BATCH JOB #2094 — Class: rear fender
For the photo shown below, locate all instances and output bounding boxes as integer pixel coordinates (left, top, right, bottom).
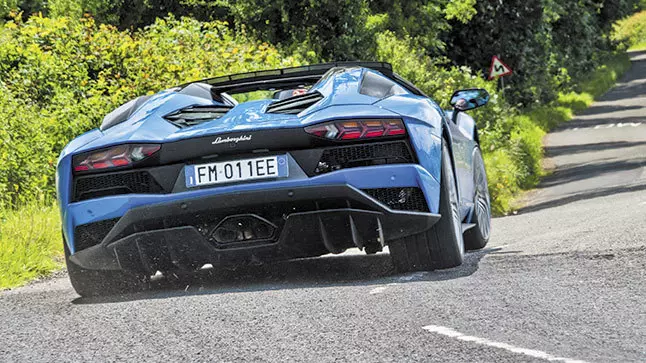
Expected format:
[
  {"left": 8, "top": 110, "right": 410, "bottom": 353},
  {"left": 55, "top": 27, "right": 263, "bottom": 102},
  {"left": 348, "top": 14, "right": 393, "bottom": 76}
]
[
  {"left": 440, "top": 115, "right": 461, "bottom": 203},
  {"left": 446, "top": 110, "right": 478, "bottom": 142}
]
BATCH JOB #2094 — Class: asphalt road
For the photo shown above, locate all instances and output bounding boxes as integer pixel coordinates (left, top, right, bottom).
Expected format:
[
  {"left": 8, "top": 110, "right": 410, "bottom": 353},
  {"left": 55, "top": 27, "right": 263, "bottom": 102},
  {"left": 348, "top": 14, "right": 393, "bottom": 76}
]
[{"left": 2, "top": 52, "right": 645, "bottom": 363}]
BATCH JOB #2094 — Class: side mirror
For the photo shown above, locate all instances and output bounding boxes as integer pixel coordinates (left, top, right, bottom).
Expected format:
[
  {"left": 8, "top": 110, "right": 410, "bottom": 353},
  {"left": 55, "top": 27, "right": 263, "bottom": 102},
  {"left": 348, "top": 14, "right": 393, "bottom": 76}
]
[{"left": 450, "top": 88, "right": 490, "bottom": 112}]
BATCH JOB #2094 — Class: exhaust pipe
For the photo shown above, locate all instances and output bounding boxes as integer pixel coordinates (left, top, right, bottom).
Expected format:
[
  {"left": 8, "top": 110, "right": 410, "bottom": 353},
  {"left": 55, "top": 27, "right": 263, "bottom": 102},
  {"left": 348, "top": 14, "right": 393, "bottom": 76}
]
[{"left": 211, "top": 214, "right": 277, "bottom": 245}]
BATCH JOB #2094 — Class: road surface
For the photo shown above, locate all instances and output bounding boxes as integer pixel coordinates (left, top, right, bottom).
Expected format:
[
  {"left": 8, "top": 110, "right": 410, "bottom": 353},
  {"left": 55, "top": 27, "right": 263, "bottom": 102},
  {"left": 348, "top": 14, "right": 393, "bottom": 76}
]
[{"left": 1, "top": 52, "right": 645, "bottom": 362}]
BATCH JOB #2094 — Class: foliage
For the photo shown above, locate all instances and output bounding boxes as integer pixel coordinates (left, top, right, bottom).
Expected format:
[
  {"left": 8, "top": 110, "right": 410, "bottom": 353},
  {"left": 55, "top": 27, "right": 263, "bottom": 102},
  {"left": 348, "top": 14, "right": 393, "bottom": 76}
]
[
  {"left": 5, "top": 0, "right": 373, "bottom": 60},
  {"left": 581, "top": 53, "right": 632, "bottom": 96},
  {"left": 3, "top": 0, "right": 230, "bottom": 28},
  {"left": 374, "top": 32, "right": 515, "bottom": 214},
  {"left": 3, "top": 1, "right": 638, "bottom": 104},
  {"left": 0, "top": 3, "right": 638, "bottom": 285},
  {"left": 444, "top": 0, "right": 477, "bottom": 22},
  {"left": 0, "top": 86, "right": 54, "bottom": 207},
  {"left": 0, "top": 15, "right": 300, "bottom": 208},
  {"left": 482, "top": 148, "right": 519, "bottom": 215},
  {"left": 0, "top": 3, "right": 637, "bottom": 213},
  {"left": 3, "top": 0, "right": 46, "bottom": 19},
  {"left": 613, "top": 10, "right": 646, "bottom": 50},
  {"left": 48, "top": 0, "right": 83, "bottom": 18},
  {"left": 375, "top": 31, "right": 498, "bottom": 108},
  {"left": 556, "top": 92, "right": 593, "bottom": 115},
  {"left": 219, "top": 0, "right": 373, "bottom": 60},
  {"left": 4, "top": 0, "right": 481, "bottom": 60},
  {"left": 445, "top": 0, "right": 640, "bottom": 107},
  {"left": 630, "top": 41, "right": 646, "bottom": 50},
  {"left": 1, "top": 0, "right": 20, "bottom": 18},
  {"left": 375, "top": 31, "right": 630, "bottom": 215},
  {"left": 0, "top": 203, "right": 62, "bottom": 289},
  {"left": 368, "top": 0, "right": 476, "bottom": 55}
]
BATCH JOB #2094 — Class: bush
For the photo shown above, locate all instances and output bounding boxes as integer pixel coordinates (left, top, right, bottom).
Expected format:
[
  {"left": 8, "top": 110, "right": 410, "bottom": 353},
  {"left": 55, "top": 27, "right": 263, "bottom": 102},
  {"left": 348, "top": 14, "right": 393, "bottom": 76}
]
[
  {"left": 0, "top": 15, "right": 301, "bottom": 208},
  {"left": 222, "top": 0, "right": 373, "bottom": 60},
  {"left": 613, "top": 10, "right": 646, "bottom": 50},
  {"left": 579, "top": 53, "right": 632, "bottom": 97},
  {"left": 376, "top": 31, "right": 631, "bottom": 215},
  {"left": 482, "top": 149, "right": 519, "bottom": 215},
  {"left": 374, "top": 31, "right": 540, "bottom": 214},
  {"left": 524, "top": 105, "right": 573, "bottom": 131},
  {"left": 0, "top": 11, "right": 635, "bottom": 213},
  {"left": 0, "top": 86, "right": 55, "bottom": 208},
  {"left": 445, "top": 0, "right": 640, "bottom": 107},
  {"left": 556, "top": 93, "right": 593, "bottom": 114}
]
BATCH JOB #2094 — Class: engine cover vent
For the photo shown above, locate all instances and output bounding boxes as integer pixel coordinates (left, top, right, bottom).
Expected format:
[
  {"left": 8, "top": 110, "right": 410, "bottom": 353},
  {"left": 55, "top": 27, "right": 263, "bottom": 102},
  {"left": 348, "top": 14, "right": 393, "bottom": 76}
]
[
  {"left": 165, "top": 104, "right": 234, "bottom": 128},
  {"left": 266, "top": 91, "right": 323, "bottom": 115}
]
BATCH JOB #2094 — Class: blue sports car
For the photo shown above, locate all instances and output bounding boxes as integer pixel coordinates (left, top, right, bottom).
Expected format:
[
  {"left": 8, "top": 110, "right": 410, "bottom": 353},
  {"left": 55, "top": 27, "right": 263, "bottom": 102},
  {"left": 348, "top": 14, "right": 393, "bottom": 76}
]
[{"left": 57, "top": 62, "right": 492, "bottom": 296}]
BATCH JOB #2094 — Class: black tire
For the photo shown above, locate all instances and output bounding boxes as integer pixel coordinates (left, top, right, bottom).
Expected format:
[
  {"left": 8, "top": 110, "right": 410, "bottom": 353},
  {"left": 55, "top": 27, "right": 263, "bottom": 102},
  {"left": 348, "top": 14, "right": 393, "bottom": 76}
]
[
  {"left": 64, "top": 240, "right": 146, "bottom": 297},
  {"left": 389, "top": 141, "right": 464, "bottom": 271},
  {"left": 464, "top": 147, "right": 491, "bottom": 250}
]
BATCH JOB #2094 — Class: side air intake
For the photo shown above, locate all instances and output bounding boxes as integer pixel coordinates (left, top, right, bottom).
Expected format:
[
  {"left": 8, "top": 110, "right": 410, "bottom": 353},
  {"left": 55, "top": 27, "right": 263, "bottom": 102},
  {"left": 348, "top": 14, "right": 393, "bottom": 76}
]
[
  {"left": 164, "top": 104, "right": 234, "bottom": 128},
  {"left": 266, "top": 91, "right": 323, "bottom": 115}
]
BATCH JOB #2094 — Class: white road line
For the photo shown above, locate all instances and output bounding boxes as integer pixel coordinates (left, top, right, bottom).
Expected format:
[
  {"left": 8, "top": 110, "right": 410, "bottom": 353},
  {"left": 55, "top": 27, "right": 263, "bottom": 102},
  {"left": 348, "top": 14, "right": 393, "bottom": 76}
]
[
  {"left": 422, "top": 325, "right": 589, "bottom": 363},
  {"left": 369, "top": 286, "right": 388, "bottom": 294},
  {"left": 591, "top": 122, "right": 641, "bottom": 130},
  {"left": 617, "top": 122, "right": 643, "bottom": 127},
  {"left": 369, "top": 282, "right": 399, "bottom": 295}
]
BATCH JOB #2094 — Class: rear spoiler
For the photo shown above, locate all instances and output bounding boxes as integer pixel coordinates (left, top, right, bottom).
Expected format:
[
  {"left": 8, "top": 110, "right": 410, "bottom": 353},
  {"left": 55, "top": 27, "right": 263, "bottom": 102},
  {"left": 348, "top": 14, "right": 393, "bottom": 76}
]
[{"left": 178, "top": 61, "right": 427, "bottom": 97}]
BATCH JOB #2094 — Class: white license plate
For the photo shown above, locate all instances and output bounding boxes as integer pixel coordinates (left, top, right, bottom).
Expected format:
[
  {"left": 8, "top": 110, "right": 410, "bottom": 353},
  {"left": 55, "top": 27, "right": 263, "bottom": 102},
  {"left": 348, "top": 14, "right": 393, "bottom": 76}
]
[{"left": 185, "top": 155, "right": 288, "bottom": 188}]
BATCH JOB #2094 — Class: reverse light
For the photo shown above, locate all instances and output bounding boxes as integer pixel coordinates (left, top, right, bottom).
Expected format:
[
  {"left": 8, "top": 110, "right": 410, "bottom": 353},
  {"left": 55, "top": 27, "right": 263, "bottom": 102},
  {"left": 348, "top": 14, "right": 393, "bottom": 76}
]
[
  {"left": 73, "top": 144, "right": 161, "bottom": 173},
  {"left": 305, "top": 119, "right": 406, "bottom": 140}
]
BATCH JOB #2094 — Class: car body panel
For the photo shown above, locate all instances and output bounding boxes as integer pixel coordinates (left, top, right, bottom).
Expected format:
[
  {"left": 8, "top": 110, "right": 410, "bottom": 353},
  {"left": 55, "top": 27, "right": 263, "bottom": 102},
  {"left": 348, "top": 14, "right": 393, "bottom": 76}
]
[{"left": 57, "top": 64, "right": 483, "bottom": 262}]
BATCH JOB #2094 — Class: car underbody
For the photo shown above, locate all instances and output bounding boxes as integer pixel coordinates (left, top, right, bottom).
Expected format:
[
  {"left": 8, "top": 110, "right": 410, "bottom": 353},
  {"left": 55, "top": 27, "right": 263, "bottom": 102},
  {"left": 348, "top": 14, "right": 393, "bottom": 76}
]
[{"left": 70, "top": 184, "right": 440, "bottom": 275}]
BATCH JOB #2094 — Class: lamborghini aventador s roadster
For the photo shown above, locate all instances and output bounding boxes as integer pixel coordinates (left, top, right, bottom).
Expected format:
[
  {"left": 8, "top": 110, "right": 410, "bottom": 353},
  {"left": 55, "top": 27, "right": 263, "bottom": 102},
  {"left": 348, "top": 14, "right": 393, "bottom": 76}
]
[{"left": 57, "top": 62, "right": 492, "bottom": 296}]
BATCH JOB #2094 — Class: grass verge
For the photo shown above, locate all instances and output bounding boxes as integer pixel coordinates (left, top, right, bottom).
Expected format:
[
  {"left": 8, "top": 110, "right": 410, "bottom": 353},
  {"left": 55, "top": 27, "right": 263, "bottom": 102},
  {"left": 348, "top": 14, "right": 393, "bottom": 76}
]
[
  {"left": 629, "top": 42, "right": 646, "bottom": 51},
  {"left": 486, "top": 52, "right": 631, "bottom": 215},
  {"left": 0, "top": 204, "right": 63, "bottom": 289}
]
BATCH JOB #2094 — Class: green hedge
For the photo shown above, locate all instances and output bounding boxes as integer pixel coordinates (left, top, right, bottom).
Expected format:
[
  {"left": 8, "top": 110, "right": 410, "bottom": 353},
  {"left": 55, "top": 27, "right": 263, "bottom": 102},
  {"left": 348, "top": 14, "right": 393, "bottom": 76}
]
[
  {"left": 444, "top": 0, "right": 638, "bottom": 107},
  {"left": 377, "top": 33, "right": 631, "bottom": 214},
  {"left": 0, "top": 13, "right": 635, "bottom": 289},
  {"left": 375, "top": 32, "right": 526, "bottom": 214},
  {"left": 0, "top": 15, "right": 301, "bottom": 208},
  {"left": 0, "top": 13, "right": 635, "bottom": 213},
  {"left": 613, "top": 10, "right": 646, "bottom": 50}
]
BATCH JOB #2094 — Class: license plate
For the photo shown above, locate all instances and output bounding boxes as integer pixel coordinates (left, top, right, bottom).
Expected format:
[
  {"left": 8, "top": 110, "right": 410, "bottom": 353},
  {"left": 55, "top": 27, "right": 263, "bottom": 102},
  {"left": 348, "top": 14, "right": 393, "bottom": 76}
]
[{"left": 185, "top": 155, "right": 288, "bottom": 188}]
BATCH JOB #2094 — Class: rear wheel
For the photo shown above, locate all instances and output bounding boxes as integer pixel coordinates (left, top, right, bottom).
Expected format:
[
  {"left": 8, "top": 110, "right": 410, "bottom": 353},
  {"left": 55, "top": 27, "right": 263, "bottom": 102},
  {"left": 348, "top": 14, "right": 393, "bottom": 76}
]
[
  {"left": 64, "top": 238, "right": 146, "bottom": 297},
  {"left": 389, "top": 141, "right": 464, "bottom": 271},
  {"left": 464, "top": 147, "right": 491, "bottom": 250}
]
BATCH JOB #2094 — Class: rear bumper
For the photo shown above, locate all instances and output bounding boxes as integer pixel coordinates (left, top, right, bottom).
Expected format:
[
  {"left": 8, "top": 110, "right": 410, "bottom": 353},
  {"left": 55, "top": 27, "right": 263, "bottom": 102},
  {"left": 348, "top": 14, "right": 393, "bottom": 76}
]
[
  {"left": 63, "top": 163, "right": 440, "bottom": 247},
  {"left": 70, "top": 184, "right": 440, "bottom": 273}
]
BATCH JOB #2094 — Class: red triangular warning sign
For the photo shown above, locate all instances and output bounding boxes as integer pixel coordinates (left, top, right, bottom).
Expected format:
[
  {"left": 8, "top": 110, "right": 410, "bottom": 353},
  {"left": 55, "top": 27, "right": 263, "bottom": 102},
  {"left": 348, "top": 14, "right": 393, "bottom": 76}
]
[{"left": 488, "top": 56, "right": 512, "bottom": 80}]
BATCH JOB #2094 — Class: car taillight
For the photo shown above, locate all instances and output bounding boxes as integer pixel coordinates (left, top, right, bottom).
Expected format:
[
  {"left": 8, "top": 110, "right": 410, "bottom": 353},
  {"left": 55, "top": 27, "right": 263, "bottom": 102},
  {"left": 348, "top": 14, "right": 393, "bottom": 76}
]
[
  {"left": 304, "top": 119, "right": 406, "bottom": 140},
  {"left": 73, "top": 144, "right": 161, "bottom": 173}
]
